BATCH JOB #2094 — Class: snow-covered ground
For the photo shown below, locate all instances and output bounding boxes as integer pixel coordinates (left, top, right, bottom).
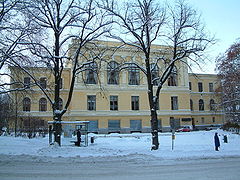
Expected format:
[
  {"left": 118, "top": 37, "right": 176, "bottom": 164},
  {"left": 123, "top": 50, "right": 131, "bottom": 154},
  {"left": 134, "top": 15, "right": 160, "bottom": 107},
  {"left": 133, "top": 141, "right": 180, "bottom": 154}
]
[{"left": 0, "top": 130, "right": 240, "bottom": 160}]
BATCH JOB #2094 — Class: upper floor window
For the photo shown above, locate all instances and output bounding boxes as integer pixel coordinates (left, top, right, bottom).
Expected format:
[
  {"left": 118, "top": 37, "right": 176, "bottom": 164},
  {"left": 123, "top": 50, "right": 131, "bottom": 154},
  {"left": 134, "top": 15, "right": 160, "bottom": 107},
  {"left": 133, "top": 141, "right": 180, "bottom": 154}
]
[
  {"left": 171, "top": 96, "right": 178, "bottom": 110},
  {"left": 40, "top": 77, "right": 47, "bottom": 89},
  {"left": 39, "top": 98, "right": 47, "bottom": 111},
  {"left": 209, "top": 83, "right": 214, "bottom": 92},
  {"left": 131, "top": 96, "right": 139, "bottom": 110},
  {"left": 210, "top": 99, "right": 215, "bottom": 111},
  {"left": 128, "top": 64, "right": 140, "bottom": 85},
  {"left": 198, "top": 82, "right": 203, "bottom": 92},
  {"left": 87, "top": 95, "right": 96, "bottom": 111},
  {"left": 85, "top": 62, "right": 98, "bottom": 84},
  {"left": 168, "top": 66, "right": 178, "bottom": 86},
  {"left": 59, "top": 98, "right": 63, "bottom": 110},
  {"left": 24, "top": 77, "right": 30, "bottom": 88},
  {"left": 110, "top": 95, "right": 118, "bottom": 111},
  {"left": 189, "top": 82, "right": 192, "bottom": 90},
  {"left": 107, "top": 61, "right": 119, "bottom": 85},
  {"left": 199, "top": 99, "right": 204, "bottom": 111},
  {"left": 190, "top": 99, "right": 193, "bottom": 111},
  {"left": 59, "top": 78, "right": 63, "bottom": 89},
  {"left": 150, "top": 63, "right": 159, "bottom": 86},
  {"left": 23, "top": 97, "right": 31, "bottom": 111}
]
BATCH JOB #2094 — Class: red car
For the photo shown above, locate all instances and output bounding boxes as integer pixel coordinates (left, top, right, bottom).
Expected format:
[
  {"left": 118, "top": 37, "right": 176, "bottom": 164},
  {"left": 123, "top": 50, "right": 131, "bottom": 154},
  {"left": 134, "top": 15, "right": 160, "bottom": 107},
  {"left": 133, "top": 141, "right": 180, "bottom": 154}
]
[{"left": 176, "top": 126, "right": 191, "bottom": 132}]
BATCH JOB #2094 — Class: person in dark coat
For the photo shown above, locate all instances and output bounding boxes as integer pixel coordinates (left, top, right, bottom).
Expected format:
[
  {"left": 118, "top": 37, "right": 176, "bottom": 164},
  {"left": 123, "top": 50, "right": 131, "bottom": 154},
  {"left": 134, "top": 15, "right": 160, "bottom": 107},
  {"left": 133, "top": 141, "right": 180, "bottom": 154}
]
[
  {"left": 76, "top": 129, "right": 81, "bottom": 147},
  {"left": 214, "top": 132, "right": 220, "bottom": 151}
]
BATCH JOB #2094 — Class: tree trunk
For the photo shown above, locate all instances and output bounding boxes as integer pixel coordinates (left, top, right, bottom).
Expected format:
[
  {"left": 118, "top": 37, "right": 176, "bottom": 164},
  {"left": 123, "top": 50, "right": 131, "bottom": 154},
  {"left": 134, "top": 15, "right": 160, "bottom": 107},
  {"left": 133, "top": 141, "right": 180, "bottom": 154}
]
[
  {"left": 53, "top": 115, "right": 62, "bottom": 146},
  {"left": 151, "top": 110, "right": 159, "bottom": 150}
]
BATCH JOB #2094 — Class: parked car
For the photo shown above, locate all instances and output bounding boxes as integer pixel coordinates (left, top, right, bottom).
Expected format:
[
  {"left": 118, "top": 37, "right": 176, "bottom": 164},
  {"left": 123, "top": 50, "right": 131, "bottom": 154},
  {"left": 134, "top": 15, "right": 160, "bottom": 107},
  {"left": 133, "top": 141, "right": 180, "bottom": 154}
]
[{"left": 176, "top": 126, "right": 192, "bottom": 132}]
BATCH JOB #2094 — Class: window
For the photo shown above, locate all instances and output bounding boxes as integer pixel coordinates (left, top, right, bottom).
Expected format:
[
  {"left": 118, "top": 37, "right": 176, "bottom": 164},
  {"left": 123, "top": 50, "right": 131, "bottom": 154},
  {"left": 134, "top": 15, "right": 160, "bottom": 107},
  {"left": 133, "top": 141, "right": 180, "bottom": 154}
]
[
  {"left": 201, "top": 117, "right": 205, "bottom": 123},
  {"left": 40, "top": 77, "right": 47, "bottom": 89},
  {"left": 212, "top": 117, "right": 215, "bottom": 123},
  {"left": 190, "top": 99, "right": 193, "bottom": 111},
  {"left": 128, "top": 64, "right": 140, "bottom": 85},
  {"left": 130, "top": 120, "right": 142, "bottom": 132},
  {"left": 107, "top": 61, "right": 119, "bottom": 85},
  {"left": 198, "top": 82, "right": 203, "bottom": 92},
  {"left": 210, "top": 99, "right": 215, "bottom": 111},
  {"left": 110, "top": 96, "right": 118, "bottom": 111},
  {"left": 108, "top": 120, "right": 120, "bottom": 132},
  {"left": 39, "top": 98, "right": 47, "bottom": 111},
  {"left": 87, "top": 95, "right": 96, "bottom": 111},
  {"left": 59, "top": 78, "right": 63, "bottom": 89},
  {"left": 85, "top": 62, "right": 97, "bottom": 84},
  {"left": 156, "top": 98, "right": 160, "bottom": 110},
  {"left": 199, "top": 99, "right": 204, "bottom": 111},
  {"left": 150, "top": 63, "right": 159, "bottom": 86},
  {"left": 168, "top": 66, "right": 178, "bottom": 86},
  {"left": 23, "top": 97, "right": 31, "bottom": 111},
  {"left": 131, "top": 96, "right": 139, "bottom": 110},
  {"left": 59, "top": 98, "right": 63, "bottom": 110},
  {"left": 189, "top": 82, "right": 192, "bottom": 90},
  {"left": 209, "top": 83, "right": 214, "bottom": 92},
  {"left": 24, "top": 77, "right": 30, "bottom": 88},
  {"left": 171, "top": 96, "right": 178, "bottom": 110}
]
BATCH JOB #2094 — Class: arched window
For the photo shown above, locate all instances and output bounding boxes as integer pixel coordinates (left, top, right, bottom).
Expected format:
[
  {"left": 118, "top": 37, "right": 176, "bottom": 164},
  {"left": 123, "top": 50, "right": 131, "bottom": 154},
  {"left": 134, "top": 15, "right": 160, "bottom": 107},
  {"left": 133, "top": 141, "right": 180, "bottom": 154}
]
[
  {"left": 59, "top": 98, "right": 63, "bottom": 110},
  {"left": 23, "top": 97, "right": 31, "bottom": 111},
  {"left": 150, "top": 63, "right": 159, "bottom": 86},
  {"left": 190, "top": 99, "right": 193, "bottom": 111},
  {"left": 168, "top": 66, "right": 178, "bottom": 86},
  {"left": 199, "top": 99, "right": 204, "bottom": 111},
  {"left": 107, "top": 61, "right": 119, "bottom": 85},
  {"left": 40, "top": 77, "right": 47, "bottom": 89},
  {"left": 39, "top": 98, "right": 47, "bottom": 112},
  {"left": 24, "top": 77, "right": 30, "bottom": 88},
  {"left": 128, "top": 64, "right": 140, "bottom": 85},
  {"left": 85, "top": 62, "right": 98, "bottom": 84},
  {"left": 210, "top": 99, "right": 215, "bottom": 111}
]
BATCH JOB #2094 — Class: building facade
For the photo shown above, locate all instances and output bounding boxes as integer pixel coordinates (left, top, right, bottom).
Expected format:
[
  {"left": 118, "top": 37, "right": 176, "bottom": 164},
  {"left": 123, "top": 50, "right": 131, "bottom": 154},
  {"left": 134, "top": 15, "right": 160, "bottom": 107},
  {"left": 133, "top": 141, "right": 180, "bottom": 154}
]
[{"left": 10, "top": 41, "right": 224, "bottom": 133}]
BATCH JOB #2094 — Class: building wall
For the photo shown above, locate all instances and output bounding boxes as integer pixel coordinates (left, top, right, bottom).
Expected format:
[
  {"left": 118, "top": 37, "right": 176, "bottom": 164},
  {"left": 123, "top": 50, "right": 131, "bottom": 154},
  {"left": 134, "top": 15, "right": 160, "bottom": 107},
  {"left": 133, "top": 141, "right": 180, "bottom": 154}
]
[{"left": 11, "top": 41, "right": 224, "bottom": 133}]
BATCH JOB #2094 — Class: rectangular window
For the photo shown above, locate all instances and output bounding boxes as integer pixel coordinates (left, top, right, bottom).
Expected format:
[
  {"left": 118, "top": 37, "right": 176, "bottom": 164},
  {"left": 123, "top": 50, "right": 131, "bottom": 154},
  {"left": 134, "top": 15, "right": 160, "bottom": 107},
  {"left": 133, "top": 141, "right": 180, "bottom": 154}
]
[
  {"left": 198, "top": 82, "right": 203, "bottom": 92},
  {"left": 131, "top": 96, "right": 139, "bottom": 110},
  {"left": 40, "top": 77, "right": 47, "bottom": 89},
  {"left": 87, "top": 95, "right": 96, "bottom": 111},
  {"left": 171, "top": 96, "right": 178, "bottom": 110},
  {"left": 108, "top": 120, "right": 120, "bottom": 132},
  {"left": 128, "top": 67, "right": 140, "bottom": 85},
  {"left": 24, "top": 77, "right": 30, "bottom": 88},
  {"left": 212, "top": 117, "right": 215, "bottom": 123},
  {"left": 59, "top": 78, "right": 63, "bottom": 89},
  {"left": 209, "top": 83, "right": 214, "bottom": 92},
  {"left": 189, "top": 82, "right": 192, "bottom": 90},
  {"left": 201, "top": 117, "right": 205, "bottom": 124},
  {"left": 110, "top": 96, "right": 118, "bottom": 111}
]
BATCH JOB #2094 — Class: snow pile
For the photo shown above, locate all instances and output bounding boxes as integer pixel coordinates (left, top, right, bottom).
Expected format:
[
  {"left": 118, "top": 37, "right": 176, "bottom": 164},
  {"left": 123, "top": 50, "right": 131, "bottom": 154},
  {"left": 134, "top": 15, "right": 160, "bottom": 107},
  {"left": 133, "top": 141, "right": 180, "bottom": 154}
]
[{"left": 0, "top": 130, "right": 239, "bottom": 160}]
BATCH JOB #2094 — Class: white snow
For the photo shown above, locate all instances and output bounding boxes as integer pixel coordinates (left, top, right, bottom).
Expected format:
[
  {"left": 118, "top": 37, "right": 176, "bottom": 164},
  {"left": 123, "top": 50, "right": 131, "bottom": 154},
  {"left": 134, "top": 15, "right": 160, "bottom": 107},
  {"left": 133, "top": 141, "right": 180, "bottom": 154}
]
[{"left": 0, "top": 130, "right": 240, "bottom": 160}]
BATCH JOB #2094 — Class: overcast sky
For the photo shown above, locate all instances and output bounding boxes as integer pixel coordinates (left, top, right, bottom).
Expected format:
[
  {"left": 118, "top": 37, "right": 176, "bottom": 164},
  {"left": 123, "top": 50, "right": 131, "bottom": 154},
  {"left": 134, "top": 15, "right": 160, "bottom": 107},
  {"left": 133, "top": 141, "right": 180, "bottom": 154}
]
[{"left": 187, "top": 0, "right": 240, "bottom": 73}]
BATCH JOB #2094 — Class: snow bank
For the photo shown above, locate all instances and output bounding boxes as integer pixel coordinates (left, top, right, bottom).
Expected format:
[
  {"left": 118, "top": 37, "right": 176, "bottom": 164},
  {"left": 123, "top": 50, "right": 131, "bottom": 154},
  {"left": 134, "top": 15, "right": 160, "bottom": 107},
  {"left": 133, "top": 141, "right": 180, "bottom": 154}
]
[{"left": 0, "top": 130, "right": 239, "bottom": 160}]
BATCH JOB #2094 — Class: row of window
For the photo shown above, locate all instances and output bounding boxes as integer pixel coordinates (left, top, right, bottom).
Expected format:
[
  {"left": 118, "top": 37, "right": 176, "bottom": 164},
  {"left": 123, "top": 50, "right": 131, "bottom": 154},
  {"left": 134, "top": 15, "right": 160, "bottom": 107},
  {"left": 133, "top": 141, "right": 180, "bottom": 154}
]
[
  {"left": 85, "top": 62, "right": 178, "bottom": 86},
  {"left": 190, "top": 99, "right": 216, "bottom": 111},
  {"left": 23, "top": 77, "right": 63, "bottom": 89},
  {"left": 22, "top": 96, "right": 216, "bottom": 112},
  {"left": 23, "top": 97, "right": 63, "bottom": 112},
  {"left": 189, "top": 82, "right": 214, "bottom": 92}
]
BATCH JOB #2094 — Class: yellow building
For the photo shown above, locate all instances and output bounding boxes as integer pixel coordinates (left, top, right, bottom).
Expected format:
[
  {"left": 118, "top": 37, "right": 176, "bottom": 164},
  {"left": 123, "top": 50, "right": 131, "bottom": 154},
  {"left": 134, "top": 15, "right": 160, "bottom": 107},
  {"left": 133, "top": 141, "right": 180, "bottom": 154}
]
[{"left": 10, "top": 41, "right": 224, "bottom": 133}]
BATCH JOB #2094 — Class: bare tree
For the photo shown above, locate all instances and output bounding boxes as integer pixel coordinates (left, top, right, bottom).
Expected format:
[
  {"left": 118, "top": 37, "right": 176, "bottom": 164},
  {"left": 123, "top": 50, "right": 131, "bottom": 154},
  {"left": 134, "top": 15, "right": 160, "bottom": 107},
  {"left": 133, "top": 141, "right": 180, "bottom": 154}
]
[
  {"left": 101, "top": 0, "right": 214, "bottom": 150},
  {"left": 216, "top": 39, "right": 240, "bottom": 123},
  {"left": 9, "top": 0, "right": 111, "bottom": 145}
]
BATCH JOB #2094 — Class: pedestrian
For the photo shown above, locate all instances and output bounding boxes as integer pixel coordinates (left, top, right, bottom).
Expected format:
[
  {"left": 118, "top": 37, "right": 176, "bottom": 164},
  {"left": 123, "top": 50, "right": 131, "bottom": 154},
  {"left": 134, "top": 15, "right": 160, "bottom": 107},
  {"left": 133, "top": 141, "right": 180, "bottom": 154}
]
[
  {"left": 76, "top": 129, "right": 81, "bottom": 147},
  {"left": 214, "top": 132, "right": 220, "bottom": 151}
]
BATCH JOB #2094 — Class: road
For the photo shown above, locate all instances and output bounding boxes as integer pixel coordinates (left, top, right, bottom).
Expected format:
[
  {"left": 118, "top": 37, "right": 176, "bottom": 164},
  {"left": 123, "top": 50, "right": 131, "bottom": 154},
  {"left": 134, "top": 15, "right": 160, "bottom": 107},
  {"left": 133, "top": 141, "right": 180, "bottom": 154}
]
[{"left": 0, "top": 155, "right": 240, "bottom": 180}]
